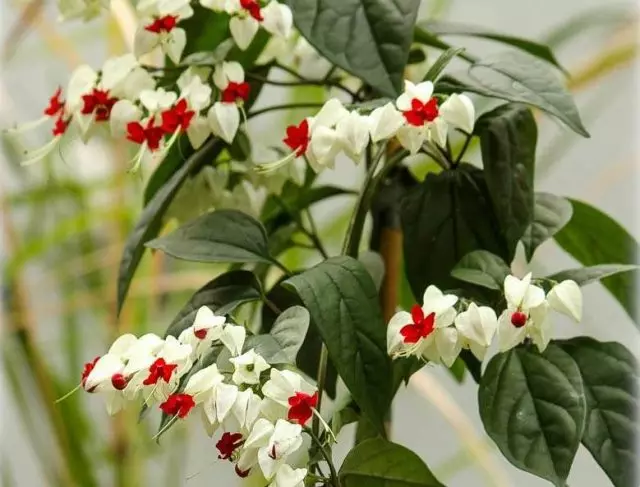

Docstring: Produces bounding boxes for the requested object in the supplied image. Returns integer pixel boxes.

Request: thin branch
[305,428,341,487]
[247,103,326,119]
[454,132,473,165]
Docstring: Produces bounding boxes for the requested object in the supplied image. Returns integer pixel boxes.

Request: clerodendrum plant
[6,0,638,485]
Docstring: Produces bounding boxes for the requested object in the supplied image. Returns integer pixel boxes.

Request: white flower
[110,100,142,137]
[83,354,126,392]
[229,349,270,385]
[292,37,332,79]
[497,273,550,352]
[220,324,247,356]
[236,418,275,474]
[178,306,226,359]
[231,389,263,431]
[100,55,138,93]
[368,102,404,142]
[134,7,189,64]
[547,280,582,323]
[395,125,426,155]
[269,464,307,487]
[309,98,349,132]
[212,61,245,90]
[261,369,317,425]
[208,101,240,143]
[439,93,475,134]
[396,80,434,111]
[336,111,370,163]
[66,65,98,114]
[202,382,239,431]
[307,126,341,172]
[230,16,260,50]
[387,285,459,366]
[140,88,178,113]
[258,419,304,480]
[184,364,225,402]
[261,1,293,39]
[178,69,212,111]
[454,303,497,360]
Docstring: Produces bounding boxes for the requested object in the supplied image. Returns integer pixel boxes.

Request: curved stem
[454,132,473,165]
[246,70,360,99]
[306,427,341,487]
[247,103,326,119]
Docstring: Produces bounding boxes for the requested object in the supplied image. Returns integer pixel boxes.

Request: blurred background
[0,0,638,485]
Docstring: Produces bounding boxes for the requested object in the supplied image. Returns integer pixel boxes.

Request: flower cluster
[387,274,583,366]
[81,306,317,486]
[261,80,475,173]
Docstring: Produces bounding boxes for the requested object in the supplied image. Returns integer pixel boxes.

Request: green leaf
[400,164,509,299]
[437,50,589,137]
[164,270,262,338]
[421,20,564,71]
[339,438,445,487]
[423,47,465,82]
[556,337,638,487]
[554,199,638,321]
[451,250,510,291]
[288,0,420,97]
[283,256,392,432]
[146,209,280,267]
[117,138,223,315]
[413,26,476,63]
[521,192,573,261]
[245,306,310,364]
[476,103,537,255]
[479,344,587,487]
[548,264,638,288]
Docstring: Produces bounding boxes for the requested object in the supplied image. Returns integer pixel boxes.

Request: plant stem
[247,102,327,119]
[306,428,341,487]
[312,345,329,437]
[454,132,473,165]
[246,69,359,99]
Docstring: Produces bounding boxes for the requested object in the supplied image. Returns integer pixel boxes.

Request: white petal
[439,93,475,134]
[497,310,527,352]
[215,382,238,422]
[308,126,341,169]
[411,81,434,102]
[310,98,348,130]
[85,354,124,390]
[503,274,529,309]
[230,16,259,50]
[184,364,223,397]
[427,116,448,148]
[140,88,177,112]
[337,111,370,162]
[134,28,161,59]
[110,100,141,138]
[100,54,138,91]
[108,334,138,356]
[244,418,275,449]
[522,283,546,310]
[213,61,244,89]
[547,280,582,322]
[220,324,246,356]
[396,125,426,154]
[395,92,412,112]
[261,1,293,39]
[368,103,404,142]
[165,28,187,64]
[270,464,307,487]
[435,327,461,367]
[118,67,157,101]
[387,310,412,355]
[66,65,98,112]
[187,115,212,149]
[208,102,240,143]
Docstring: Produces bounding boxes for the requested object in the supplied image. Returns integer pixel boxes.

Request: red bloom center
[402,97,439,127]
[81,356,100,391]
[143,358,178,386]
[287,391,318,426]
[240,0,263,21]
[235,466,250,478]
[111,373,129,391]
[44,87,65,117]
[216,432,244,460]
[400,305,435,344]
[510,311,528,328]
[160,393,195,418]
[194,328,208,339]
[221,81,251,104]
[145,14,178,33]
[81,88,118,122]
[160,99,195,134]
[126,118,165,151]
[52,114,71,137]
[283,119,310,157]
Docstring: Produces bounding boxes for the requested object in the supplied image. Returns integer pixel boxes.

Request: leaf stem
[454,132,473,165]
[247,103,327,119]
[305,427,341,487]
[272,63,360,99]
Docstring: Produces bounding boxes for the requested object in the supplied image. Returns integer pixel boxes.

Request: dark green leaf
[283,256,392,432]
[422,20,564,71]
[521,192,572,261]
[451,250,510,291]
[407,48,426,64]
[479,344,586,486]
[459,349,482,383]
[400,164,509,299]
[437,51,589,137]
[146,209,280,267]
[261,281,338,398]
[117,138,223,315]
[339,438,445,487]
[164,270,262,338]
[423,47,465,82]
[548,264,638,288]
[448,356,466,383]
[476,103,537,255]
[556,337,638,487]
[288,0,420,97]
[554,199,638,321]
[245,306,310,364]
